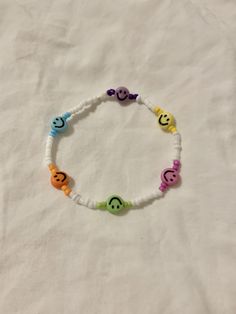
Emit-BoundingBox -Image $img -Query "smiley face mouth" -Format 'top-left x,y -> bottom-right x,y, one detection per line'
117,94 -> 128,101
109,197 -> 123,205
54,118 -> 65,128
158,115 -> 169,126
55,171 -> 67,182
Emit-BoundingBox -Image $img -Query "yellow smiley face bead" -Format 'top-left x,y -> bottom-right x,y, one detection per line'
154,106 -> 177,133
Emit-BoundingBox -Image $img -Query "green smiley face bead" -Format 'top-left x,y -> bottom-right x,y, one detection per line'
96,195 -> 132,214
107,195 -> 124,214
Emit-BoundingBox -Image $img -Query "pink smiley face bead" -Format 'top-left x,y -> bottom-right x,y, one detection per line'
159,160 -> 181,192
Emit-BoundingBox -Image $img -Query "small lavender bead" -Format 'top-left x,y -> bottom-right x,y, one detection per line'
107,89 -> 115,96
128,93 -> 138,100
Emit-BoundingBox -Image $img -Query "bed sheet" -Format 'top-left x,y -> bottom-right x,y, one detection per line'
0,0 -> 236,313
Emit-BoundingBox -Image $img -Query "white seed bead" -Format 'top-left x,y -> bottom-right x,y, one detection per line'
99,93 -> 110,102
131,190 -> 164,207
144,100 -> 156,111
173,149 -> 181,160
173,132 -> 181,144
136,95 -> 156,112
45,135 -> 55,165
172,132 -> 182,161
45,156 -> 52,163
136,95 -> 143,104
79,197 -> 97,209
68,94 -> 108,116
70,192 -> 81,203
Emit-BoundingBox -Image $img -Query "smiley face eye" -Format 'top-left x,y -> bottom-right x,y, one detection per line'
112,205 -> 114,209
117,205 -> 120,209
173,174 -> 176,177
53,122 -> 56,124
164,114 -> 167,117
170,178 -> 173,181
54,175 -> 57,178
56,118 -> 59,121
56,179 -> 60,181
119,90 -> 122,93
166,118 -> 170,121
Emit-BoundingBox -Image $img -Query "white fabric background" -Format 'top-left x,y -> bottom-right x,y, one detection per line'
0,0 -> 236,313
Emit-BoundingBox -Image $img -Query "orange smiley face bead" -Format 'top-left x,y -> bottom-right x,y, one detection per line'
51,171 -> 69,189
49,164 -> 71,196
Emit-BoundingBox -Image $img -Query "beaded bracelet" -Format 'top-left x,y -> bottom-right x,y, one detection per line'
45,86 -> 182,214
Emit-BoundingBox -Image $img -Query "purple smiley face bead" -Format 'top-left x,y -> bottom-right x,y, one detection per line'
115,86 -> 130,102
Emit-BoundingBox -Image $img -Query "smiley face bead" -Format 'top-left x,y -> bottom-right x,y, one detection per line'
154,107 -> 176,133
49,164 -> 71,196
51,116 -> 68,132
159,160 -> 181,192
115,87 -> 130,102
49,112 -> 71,137
161,168 -> 179,185
96,195 -> 132,214
106,87 -> 138,102
51,171 -> 69,189
106,195 -> 125,214
158,112 -> 176,132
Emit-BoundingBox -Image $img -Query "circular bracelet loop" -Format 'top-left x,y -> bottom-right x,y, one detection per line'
45,87 -> 182,214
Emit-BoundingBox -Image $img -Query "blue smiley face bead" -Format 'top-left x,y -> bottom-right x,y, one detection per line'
51,116 -> 67,131
49,112 -> 71,137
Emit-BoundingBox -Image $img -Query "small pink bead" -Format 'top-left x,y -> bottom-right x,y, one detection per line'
159,182 -> 168,192
173,160 -> 181,171
174,160 -> 180,166
159,185 -> 165,192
